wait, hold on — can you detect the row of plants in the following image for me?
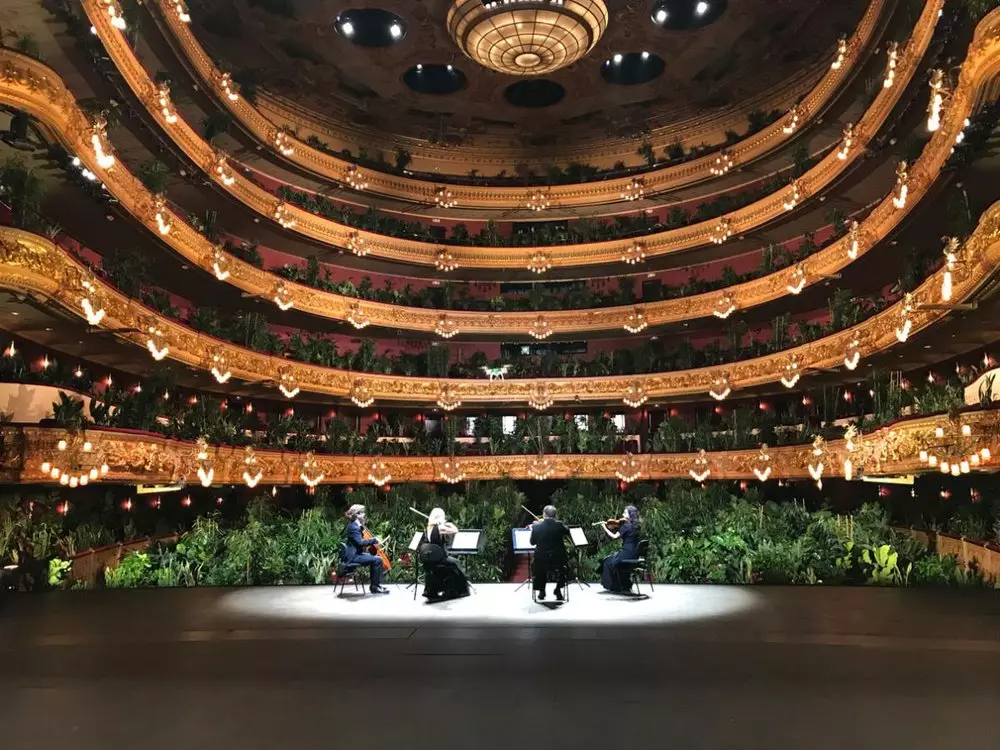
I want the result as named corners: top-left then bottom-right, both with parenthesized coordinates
top-left (14, 481), bottom-right (994, 589)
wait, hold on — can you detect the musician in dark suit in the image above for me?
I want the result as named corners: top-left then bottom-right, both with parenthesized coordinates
top-left (529, 505), bottom-right (570, 601)
top-left (344, 504), bottom-right (390, 594)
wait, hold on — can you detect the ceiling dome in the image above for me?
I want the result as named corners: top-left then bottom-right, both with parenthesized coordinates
top-left (447, 0), bottom-right (610, 77)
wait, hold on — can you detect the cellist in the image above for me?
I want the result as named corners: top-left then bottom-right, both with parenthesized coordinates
top-left (344, 504), bottom-right (390, 595)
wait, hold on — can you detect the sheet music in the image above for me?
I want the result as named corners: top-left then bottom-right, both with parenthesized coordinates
top-left (512, 528), bottom-right (535, 552)
top-left (408, 531), bottom-right (424, 551)
top-left (450, 530), bottom-right (481, 552)
top-left (569, 526), bottom-right (588, 547)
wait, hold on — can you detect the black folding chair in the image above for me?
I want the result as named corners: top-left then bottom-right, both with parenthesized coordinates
top-left (621, 539), bottom-right (653, 596)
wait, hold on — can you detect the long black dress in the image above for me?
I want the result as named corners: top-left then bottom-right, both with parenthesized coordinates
top-left (600, 522), bottom-right (640, 592)
top-left (420, 525), bottom-right (470, 601)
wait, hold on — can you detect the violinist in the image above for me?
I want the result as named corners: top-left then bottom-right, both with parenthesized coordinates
top-left (599, 505), bottom-right (641, 593)
top-left (420, 508), bottom-right (469, 602)
top-left (530, 505), bottom-right (570, 601)
top-left (344, 504), bottom-right (390, 595)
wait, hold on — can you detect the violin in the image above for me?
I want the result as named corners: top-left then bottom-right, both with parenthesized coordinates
top-left (362, 525), bottom-right (392, 571)
top-left (592, 517), bottom-right (625, 530)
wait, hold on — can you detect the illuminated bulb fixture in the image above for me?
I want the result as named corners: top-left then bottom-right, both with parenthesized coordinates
top-left (918, 421), bottom-right (989, 476)
top-left (528, 454), bottom-right (554, 481)
top-left (713, 292), bottom-right (736, 319)
top-left (156, 83), bottom-right (177, 124)
top-left (780, 356), bottom-right (801, 389)
top-left (837, 122), bottom-right (855, 161)
top-left (368, 460), bottom-right (391, 487)
top-left (242, 447), bottom-right (263, 488)
top-left (883, 41), bottom-right (899, 88)
top-left (153, 194), bottom-right (172, 235)
top-left (434, 186), bottom-right (457, 208)
top-left (213, 152), bottom-right (235, 186)
top-left (346, 232), bottom-right (368, 257)
top-left (278, 369), bottom-right (300, 399)
top-left (616, 454), bottom-right (643, 484)
top-left (99, 0), bottom-right (127, 30)
top-left (437, 385), bottom-right (462, 412)
top-left (273, 202), bottom-right (296, 229)
top-left (439, 458), bottom-right (466, 484)
top-left (219, 71), bottom-right (239, 101)
top-left (710, 150), bottom-right (734, 176)
top-left (783, 179), bottom-right (802, 211)
top-left (447, 0), bottom-right (609, 77)
top-left (350, 381), bottom-right (374, 408)
top-left (528, 251), bottom-right (552, 274)
top-left (435, 248), bottom-right (458, 272)
top-left (620, 177), bottom-right (645, 202)
top-left (300, 452), bottom-right (325, 487)
top-left (347, 302), bottom-right (370, 330)
top-left (941, 236), bottom-right (960, 303)
top-left (927, 69), bottom-right (946, 132)
top-left (79, 277), bottom-right (106, 325)
top-left (892, 161), bottom-right (909, 209)
top-left (528, 384), bottom-right (554, 411)
top-left (623, 381), bottom-right (647, 409)
top-left (847, 219), bottom-right (861, 260)
top-left (621, 241), bottom-right (646, 265)
top-left (272, 281), bottom-right (294, 311)
top-left (895, 293), bottom-right (914, 342)
top-left (782, 104), bottom-right (802, 135)
top-left (831, 35), bottom-right (848, 70)
top-left (4, 342), bottom-right (15, 358)
top-left (211, 246), bottom-right (230, 281)
top-left (210, 349), bottom-right (231, 383)
top-left (710, 217), bottom-right (733, 245)
top-left (43, 433), bottom-right (108, 487)
top-left (843, 425), bottom-right (858, 481)
top-left (955, 117), bottom-right (970, 146)
top-left (273, 130), bottom-right (295, 157)
top-left (752, 444), bottom-right (772, 482)
top-left (709, 374), bottom-right (731, 401)
top-left (844, 336), bottom-right (861, 371)
top-left (527, 189), bottom-right (550, 212)
top-left (345, 165), bottom-right (369, 191)
top-left (434, 314), bottom-right (459, 339)
top-left (623, 307), bottom-right (648, 334)
top-left (689, 449), bottom-right (711, 482)
top-left (195, 438), bottom-right (214, 487)
top-left (807, 435), bottom-right (825, 489)
top-left (145, 324), bottom-right (169, 361)
top-left (89, 119), bottom-right (115, 170)
top-left (786, 265), bottom-right (806, 295)
top-left (169, 0), bottom-right (191, 23)
top-left (529, 315), bottom-right (552, 340)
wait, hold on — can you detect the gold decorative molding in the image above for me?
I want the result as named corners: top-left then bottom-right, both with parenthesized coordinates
top-left (2, 192), bottom-right (999, 406)
top-left (111, 0), bottom-right (889, 211)
top-left (6, 409), bottom-right (1000, 485)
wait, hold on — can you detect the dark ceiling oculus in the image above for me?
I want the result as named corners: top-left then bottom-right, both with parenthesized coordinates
top-left (504, 79), bottom-right (566, 108)
top-left (601, 51), bottom-right (666, 85)
top-left (335, 8), bottom-right (407, 47)
top-left (651, 0), bottom-right (727, 31)
top-left (403, 64), bottom-right (468, 95)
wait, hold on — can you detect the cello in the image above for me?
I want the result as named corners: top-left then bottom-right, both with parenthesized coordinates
top-left (362, 524), bottom-right (392, 572)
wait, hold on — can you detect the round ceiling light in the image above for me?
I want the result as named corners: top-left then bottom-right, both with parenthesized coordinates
top-left (651, 0), bottom-right (727, 30)
top-left (335, 8), bottom-right (407, 47)
top-left (447, 0), bottom-right (610, 77)
top-left (403, 64), bottom-right (468, 95)
top-left (601, 51), bottom-right (665, 85)
top-left (504, 79), bottom-right (566, 108)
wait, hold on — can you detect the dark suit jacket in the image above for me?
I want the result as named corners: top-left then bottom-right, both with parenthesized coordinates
top-left (530, 518), bottom-right (570, 564)
top-left (344, 520), bottom-right (378, 562)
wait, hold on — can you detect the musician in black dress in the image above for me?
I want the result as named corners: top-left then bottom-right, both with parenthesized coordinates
top-left (420, 507), bottom-right (469, 602)
top-left (599, 505), bottom-right (641, 593)
top-left (530, 505), bottom-right (571, 601)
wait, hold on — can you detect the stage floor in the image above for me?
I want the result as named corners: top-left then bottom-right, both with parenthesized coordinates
top-left (2, 585), bottom-right (999, 750)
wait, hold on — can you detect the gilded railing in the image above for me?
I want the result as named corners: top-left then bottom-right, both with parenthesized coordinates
top-left (140, 0), bottom-right (888, 207)
top-left (81, 0), bottom-right (936, 268)
top-left (1, 191), bottom-right (998, 407)
top-left (6, 409), bottom-right (1000, 485)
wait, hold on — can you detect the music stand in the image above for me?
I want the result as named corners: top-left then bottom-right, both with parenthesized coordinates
top-left (511, 527), bottom-right (535, 591)
top-left (567, 526), bottom-right (591, 589)
top-left (447, 529), bottom-right (484, 594)
top-left (406, 530), bottom-right (424, 600)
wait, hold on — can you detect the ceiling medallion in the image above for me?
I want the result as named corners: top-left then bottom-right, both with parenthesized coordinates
top-left (447, 0), bottom-right (610, 77)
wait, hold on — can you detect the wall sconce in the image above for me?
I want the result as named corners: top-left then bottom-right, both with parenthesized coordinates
top-left (242, 446), bottom-right (263, 487)
top-left (689, 449), bottom-right (710, 482)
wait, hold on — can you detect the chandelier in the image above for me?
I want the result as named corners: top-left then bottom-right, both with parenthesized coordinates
top-left (527, 189), bottom-right (550, 212)
top-left (435, 248), bottom-right (458, 272)
top-left (301, 451), bottom-right (325, 487)
top-left (623, 307), bottom-right (647, 334)
top-left (368, 460), bottom-right (392, 487)
top-left (437, 385), bottom-right (462, 411)
top-left (345, 165), bottom-right (369, 191)
top-left (447, 0), bottom-right (610, 77)
top-left (713, 292), bottom-right (736, 319)
top-left (350, 380), bottom-right (374, 408)
top-left (529, 315), bottom-right (552, 340)
top-left (615, 453), bottom-right (642, 484)
top-left (347, 232), bottom-right (368, 257)
top-left (439, 458), bottom-right (467, 484)
top-left (211, 245), bottom-right (231, 280)
top-left (528, 383), bottom-right (554, 411)
top-left (621, 241), bottom-right (646, 266)
top-left (528, 453), bottom-right (554, 480)
top-left (752, 444), bottom-right (771, 482)
top-left (689, 449), bottom-right (710, 482)
top-left (210, 348), bottom-right (232, 383)
top-left (622, 382), bottom-right (647, 409)
top-left (434, 186), bottom-right (456, 209)
top-left (918, 421), bottom-right (992, 476)
top-left (347, 302), bottom-right (370, 330)
top-left (838, 122), bottom-right (855, 160)
top-left (528, 251), bottom-right (552, 274)
top-left (41, 432), bottom-right (110, 487)
top-left (242, 446), bottom-right (263, 488)
top-left (710, 150), bottom-right (733, 176)
top-left (435, 314), bottom-right (460, 339)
